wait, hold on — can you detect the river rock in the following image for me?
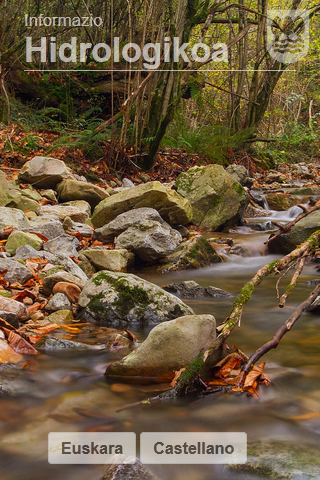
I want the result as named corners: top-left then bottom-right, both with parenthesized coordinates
top-left (265, 192), bottom-right (304, 211)
top-left (163, 281), bottom-right (230, 299)
top-left (268, 210), bottom-right (320, 254)
top-left (44, 234), bottom-right (79, 257)
top-left (94, 208), bottom-right (169, 242)
top-left (37, 201), bottom-right (91, 222)
top-left (306, 295), bottom-right (320, 314)
top-left (24, 220), bottom-right (64, 240)
top-left (229, 441), bottom-right (320, 480)
top-left (226, 164), bottom-right (253, 187)
top-left (174, 165), bottom-right (248, 231)
top-left (0, 207), bottom-right (30, 234)
top-left (56, 179), bottom-right (109, 208)
top-left (6, 192), bottom-right (39, 213)
top-left (91, 181), bottom-right (192, 228)
top-left (82, 249), bottom-right (134, 272)
top-left (47, 310), bottom-right (74, 324)
top-left (244, 201), bottom-right (269, 218)
top-left (0, 258), bottom-right (33, 284)
top-left (52, 254), bottom-right (88, 282)
top-left (5, 231), bottom-right (43, 255)
top-left (18, 156), bottom-right (71, 188)
top-left (100, 459), bottom-right (157, 480)
top-left (39, 189), bottom-right (57, 202)
top-left (78, 271), bottom-right (194, 326)
top-left (42, 272), bottom-right (86, 295)
top-left (45, 293), bottom-right (72, 311)
top-left (154, 235), bottom-right (221, 273)
top-left (36, 336), bottom-right (89, 350)
top-left (0, 311), bottom-right (19, 328)
top-left (63, 218), bottom-right (94, 237)
top-left (0, 171), bottom-right (12, 207)
top-left (115, 221), bottom-right (182, 263)
top-left (14, 245), bottom-right (55, 262)
top-left (105, 314), bottom-right (217, 378)
top-left (0, 297), bottom-right (28, 320)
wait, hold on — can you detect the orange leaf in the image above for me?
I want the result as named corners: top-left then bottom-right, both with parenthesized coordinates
top-left (6, 330), bottom-right (39, 355)
top-left (0, 338), bottom-right (23, 364)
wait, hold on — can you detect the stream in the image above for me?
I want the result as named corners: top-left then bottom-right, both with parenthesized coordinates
top-left (1, 203), bottom-right (320, 480)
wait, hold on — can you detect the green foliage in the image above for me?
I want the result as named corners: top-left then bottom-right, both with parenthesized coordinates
top-left (257, 121), bottom-right (320, 164)
top-left (162, 114), bottom-right (255, 163)
top-left (51, 116), bottom-right (110, 161)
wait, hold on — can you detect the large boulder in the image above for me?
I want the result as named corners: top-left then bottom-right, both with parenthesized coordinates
top-left (105, 314), bottom-right (217, 377)
top-left (0, 207), bottom-right (30, 234)
top-left (78, 271), bottom-right (194, 325)
top-left (94, 207), bottom-right (169, 243)
top-left (174, 165), bottom-right (248, 231)
top-left (153, 235), bottom-right (221, 273)
top-left (115, 221), bottom-right (182, 263)
top-left (91, 181), bottom-right (192, 228)
top-left (82, 248), bottom-right (134, 272)
top-left (268, 211), bottom-right (320, 254)
top-left (18, 156), bottom-right (71, 188)
top-left (56, 179), bottom-right (109, 208)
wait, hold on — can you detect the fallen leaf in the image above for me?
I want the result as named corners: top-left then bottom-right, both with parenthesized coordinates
top-left (0, 338), bottom-right (23, 364)
top-left (6, 330), bottom-right (39, 355)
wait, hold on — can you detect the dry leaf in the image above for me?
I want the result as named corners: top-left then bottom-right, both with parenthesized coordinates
top-left (0, 338), bottom-right (23, 364)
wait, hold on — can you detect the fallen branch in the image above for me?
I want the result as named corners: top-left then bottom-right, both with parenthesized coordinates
top-left (170, 230), bottom-right (320, 396)
top-left (266, 200), bottom-right (320, 246)
top-left (238, 281), bottom-right (320, 386)
top-left (279, 256), bottom-right (306, 308)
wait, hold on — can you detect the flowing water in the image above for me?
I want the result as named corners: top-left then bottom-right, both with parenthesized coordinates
top-left (1, 204), bottom-right (320, 480)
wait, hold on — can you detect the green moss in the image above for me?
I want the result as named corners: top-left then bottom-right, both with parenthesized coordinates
top-left (89, 272), bottom-right (150, 316)
top-left (232, 281), bottom-right (255, 308)
top-left (267, 260), bottom-right (280, 274)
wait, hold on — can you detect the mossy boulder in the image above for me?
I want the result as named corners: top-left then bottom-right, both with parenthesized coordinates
top-left (56, 179), bottom-right (109, 208)
top-left (78, 271), bottom-right (194, 325)
top-left (5, 230), bottom-right (43, 255)
top-left (91, 181), bottom-right (192, 228)
top-left (105, 314), bottom-right (217, 378)
top-left (268, 210), bottom-right (320, 254)
top-left (174, 165), bottom-right (249, 231)
top-left (153, 235), bottom-right (221, 273)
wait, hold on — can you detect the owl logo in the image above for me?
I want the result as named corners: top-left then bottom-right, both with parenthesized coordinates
top-left (267, 10), bottom-right (309, 63)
